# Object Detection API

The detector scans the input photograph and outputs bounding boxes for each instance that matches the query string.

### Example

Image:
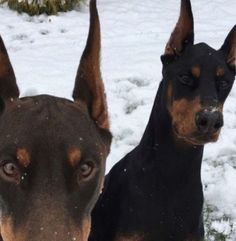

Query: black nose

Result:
[195,110,223,134]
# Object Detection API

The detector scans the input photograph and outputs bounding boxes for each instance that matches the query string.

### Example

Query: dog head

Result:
[0,0,111,240]
[161,0,235,145]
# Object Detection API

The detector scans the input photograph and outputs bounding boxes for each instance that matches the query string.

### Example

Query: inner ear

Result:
[164,0,194,57]
[72,0,110,131]
[220,25,236,72]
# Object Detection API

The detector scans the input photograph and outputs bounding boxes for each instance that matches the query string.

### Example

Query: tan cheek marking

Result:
[99,176,105,194]
[0,217,26,241]
[191,65,201,78]
[69,217,91,241]
[68,147,82,167]
[216,67,225,77]
[167,85,202,139]
[17,148,30,167]
[170,96,201,137]
[81,217,91,241]
[115,233,144,241]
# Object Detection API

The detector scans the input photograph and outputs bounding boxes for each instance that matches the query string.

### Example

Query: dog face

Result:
[161,0,235,145]
[0,1,111,240]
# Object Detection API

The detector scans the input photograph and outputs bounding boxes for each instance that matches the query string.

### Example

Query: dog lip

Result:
[172,126,201,145]
[173,126,219,145]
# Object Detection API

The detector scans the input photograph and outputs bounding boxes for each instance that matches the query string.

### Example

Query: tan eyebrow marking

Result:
[216,67,225,77]
[191,65,201,78]
[68,147,82,167]
[17,148,30,167]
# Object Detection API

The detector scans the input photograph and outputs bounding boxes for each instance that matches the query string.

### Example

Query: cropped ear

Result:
[73,0,109,130]
[163,0,194,57]
[0,36,19,100]
[220,25,236,72]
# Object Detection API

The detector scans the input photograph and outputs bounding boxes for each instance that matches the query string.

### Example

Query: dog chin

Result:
[174,128,220,146]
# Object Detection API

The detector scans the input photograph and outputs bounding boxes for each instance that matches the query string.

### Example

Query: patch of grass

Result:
[0,0,81,15]
[204,204,235,241]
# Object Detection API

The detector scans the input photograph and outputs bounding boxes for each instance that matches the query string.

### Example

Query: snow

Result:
[0,0,235,239]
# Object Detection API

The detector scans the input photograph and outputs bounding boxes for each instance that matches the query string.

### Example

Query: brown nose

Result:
[195,110,223,134]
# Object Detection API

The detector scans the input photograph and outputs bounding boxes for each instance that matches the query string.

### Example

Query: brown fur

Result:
[166,81,223,145]
[0,53,10,76]
[0,217,26,241]
[169,96,201,138]
[216,67,225,77]
[167,82,173,108]
[17,148,30,168]
[65,217,91,241]
[68,147,82,167]
[169,96,221,144]
[191,65,201,78]
[115,233,144,241]
[0,218,88,241]
[81,217,92,241]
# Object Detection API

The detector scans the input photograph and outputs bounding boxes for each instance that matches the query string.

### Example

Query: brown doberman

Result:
[0,0,111,240]
[89,0,235,241]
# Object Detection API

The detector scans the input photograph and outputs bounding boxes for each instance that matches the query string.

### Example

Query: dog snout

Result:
[195,109,223,134]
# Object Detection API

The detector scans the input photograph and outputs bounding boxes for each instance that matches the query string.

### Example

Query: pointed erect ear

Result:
[73,0,109,130]
[0,36,19,100]
[163,0,194,57]
[220,25,236,72]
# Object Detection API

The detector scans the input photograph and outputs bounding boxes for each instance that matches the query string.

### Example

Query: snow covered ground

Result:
[0,0,235,240]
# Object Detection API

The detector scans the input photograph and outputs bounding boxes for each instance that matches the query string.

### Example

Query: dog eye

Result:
[3,162,18,176]
[178,74,194,87]
[0,161,21,184]
[77,161,94,181]
[217,78,230,90]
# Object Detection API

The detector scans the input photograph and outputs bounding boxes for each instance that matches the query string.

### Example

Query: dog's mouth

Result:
[173,126,220,146]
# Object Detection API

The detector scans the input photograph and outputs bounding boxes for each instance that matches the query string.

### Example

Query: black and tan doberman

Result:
[89,0,236,240]
[0,0,111,240]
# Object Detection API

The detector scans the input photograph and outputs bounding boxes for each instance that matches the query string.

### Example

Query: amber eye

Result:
[0,161,21,183]
[78,161,94,181]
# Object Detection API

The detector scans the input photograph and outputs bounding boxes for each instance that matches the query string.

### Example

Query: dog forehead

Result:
[183,43,222,64]
[5,95,90,126]
[173,43,229,77]
[0,95,102,147]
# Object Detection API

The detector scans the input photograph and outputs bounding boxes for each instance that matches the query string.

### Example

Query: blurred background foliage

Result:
[0,0,82,15]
